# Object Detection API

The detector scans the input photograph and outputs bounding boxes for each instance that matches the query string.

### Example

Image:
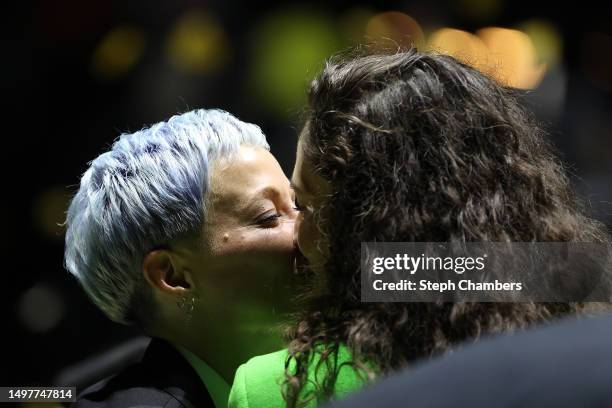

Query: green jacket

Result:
[228,345,368,408]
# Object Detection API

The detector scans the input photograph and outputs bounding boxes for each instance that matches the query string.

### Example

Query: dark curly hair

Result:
[283,49,611,407]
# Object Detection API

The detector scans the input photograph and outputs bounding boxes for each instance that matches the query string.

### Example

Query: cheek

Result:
[207,222,296,275]
[296,212,326,266]
[244,223,295,260]
[194,225,297,312]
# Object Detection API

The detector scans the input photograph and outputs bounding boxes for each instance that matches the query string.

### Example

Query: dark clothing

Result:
[327,314,612,408]
[73,338,214,408]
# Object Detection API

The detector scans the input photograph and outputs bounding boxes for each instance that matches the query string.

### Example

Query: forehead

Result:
[292,138,316,193]
[292,136,333,200]
[209,146,287,208]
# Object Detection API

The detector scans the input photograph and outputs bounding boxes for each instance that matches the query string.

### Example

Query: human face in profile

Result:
[291,133,332,275]
[188,146,298,319]
[158,145,299,357]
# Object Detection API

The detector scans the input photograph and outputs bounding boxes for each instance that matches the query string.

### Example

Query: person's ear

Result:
[142,249,194,295]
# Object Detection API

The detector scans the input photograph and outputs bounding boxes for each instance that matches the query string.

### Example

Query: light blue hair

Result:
[64,109,269,324]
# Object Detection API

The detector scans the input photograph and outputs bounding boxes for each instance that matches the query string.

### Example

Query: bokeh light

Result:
[518,19,563,68]
[18,284,66,333]
[477,27,547,89]
[365,11,425,50]
[249,8,342,117]
[427,26,547,89]
[427,28,491,73]
[166,10,230,75]
[91,25,145,80]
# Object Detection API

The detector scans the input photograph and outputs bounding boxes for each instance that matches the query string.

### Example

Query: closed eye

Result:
[255,212,281,227]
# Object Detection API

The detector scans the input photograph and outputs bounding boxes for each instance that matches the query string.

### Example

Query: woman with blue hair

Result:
[64,109,298,407]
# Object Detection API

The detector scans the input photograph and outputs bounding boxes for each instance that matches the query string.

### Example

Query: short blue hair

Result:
[64,109,269,324]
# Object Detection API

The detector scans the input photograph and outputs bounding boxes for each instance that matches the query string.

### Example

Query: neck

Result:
[173,319,285,383]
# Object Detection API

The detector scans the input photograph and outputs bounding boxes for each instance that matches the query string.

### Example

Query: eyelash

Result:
[257,213,281,226]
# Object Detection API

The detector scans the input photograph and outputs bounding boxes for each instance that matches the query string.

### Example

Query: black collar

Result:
[140,338,215,408]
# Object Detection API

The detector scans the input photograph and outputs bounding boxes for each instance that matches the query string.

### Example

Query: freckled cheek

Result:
[201,231,293,290]
[210,232,245,255]
[216,224,295,256]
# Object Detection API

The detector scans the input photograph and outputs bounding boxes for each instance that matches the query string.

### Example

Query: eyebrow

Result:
[227,185,280,214]
[254,185,281,201]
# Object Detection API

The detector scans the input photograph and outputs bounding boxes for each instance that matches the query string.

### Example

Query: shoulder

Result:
[72,338,213,408]
[228,346,368,408]
[228,349,288,408]
[72,365,186,408]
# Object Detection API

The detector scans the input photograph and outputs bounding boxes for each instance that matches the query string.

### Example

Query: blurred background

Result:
[5,0,612,400]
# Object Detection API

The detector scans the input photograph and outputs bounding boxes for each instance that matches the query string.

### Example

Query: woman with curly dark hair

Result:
[228,49,612,408]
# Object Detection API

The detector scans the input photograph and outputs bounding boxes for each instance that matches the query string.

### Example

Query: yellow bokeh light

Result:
[518,19,563,67]
[366,11,425,51]
[477,27,546,89]
[427,26,547,89]
[427,28,491,73]
[166,10,230,74]
[91,25,145,80]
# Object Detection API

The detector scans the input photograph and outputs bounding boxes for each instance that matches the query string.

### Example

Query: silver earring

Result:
[177,295,196,315]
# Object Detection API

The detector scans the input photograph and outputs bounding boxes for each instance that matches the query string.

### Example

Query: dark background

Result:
[5,0,612,397]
